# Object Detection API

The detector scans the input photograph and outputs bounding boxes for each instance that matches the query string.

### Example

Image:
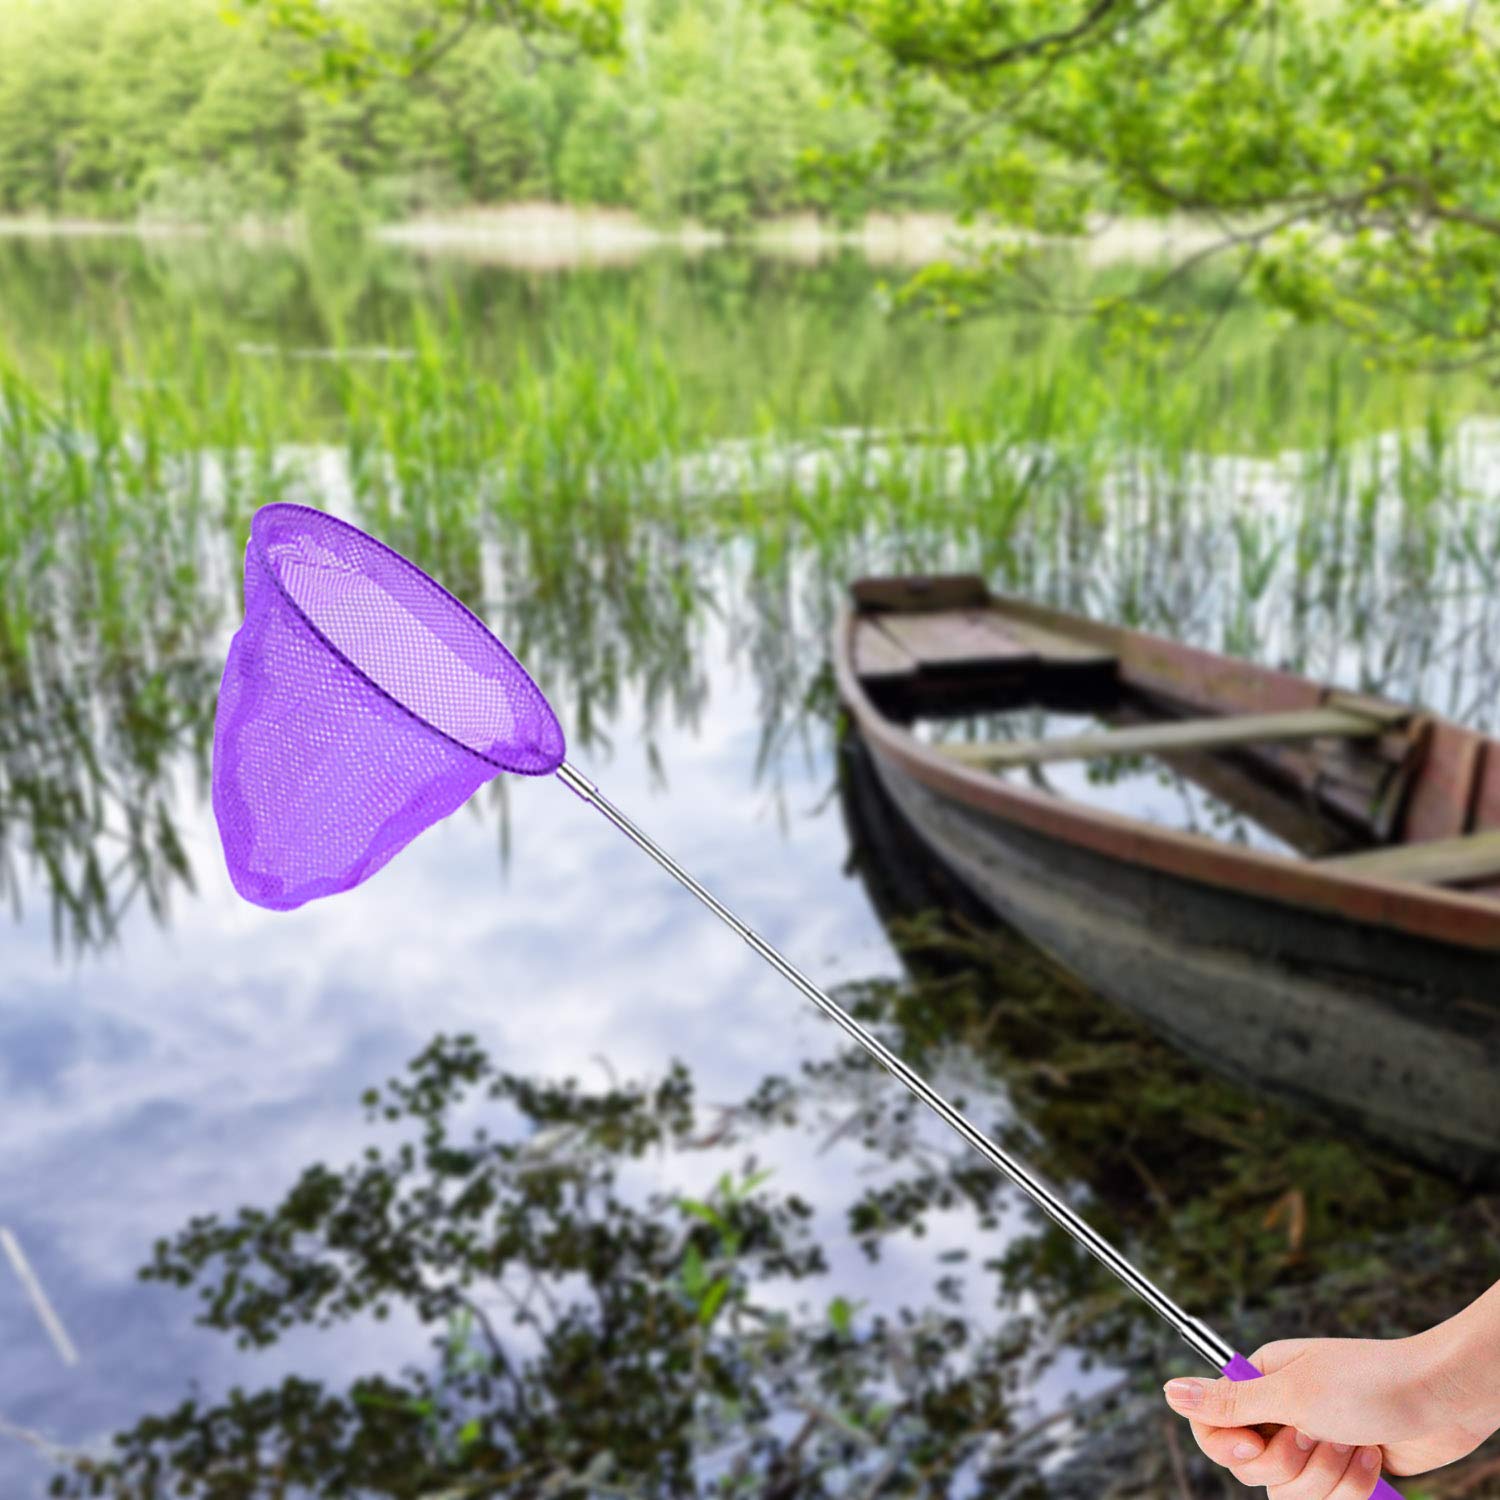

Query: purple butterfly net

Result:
[212,503,565,911]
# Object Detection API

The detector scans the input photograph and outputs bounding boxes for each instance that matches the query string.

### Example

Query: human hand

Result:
[1162,1330,1500,1496]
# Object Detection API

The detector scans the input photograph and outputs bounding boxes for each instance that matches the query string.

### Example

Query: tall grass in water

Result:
[0,333,311,677]
[1,300,1494,712]
[2,297,1497,947]
[325,307,1484,586]
[313,308,1500,755]
[0,330,322,947]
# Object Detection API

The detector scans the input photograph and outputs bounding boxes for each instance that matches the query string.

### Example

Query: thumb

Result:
[1163,1369,1298,1429]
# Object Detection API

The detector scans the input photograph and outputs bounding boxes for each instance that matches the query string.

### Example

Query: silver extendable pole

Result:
[555,761,1233,1370]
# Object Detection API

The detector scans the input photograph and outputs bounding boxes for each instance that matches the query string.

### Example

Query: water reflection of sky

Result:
[5,470,1500,1490]
[918,709,1299,855]
[1,609,1091,1493]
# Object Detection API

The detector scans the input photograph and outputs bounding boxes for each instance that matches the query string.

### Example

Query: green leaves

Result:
[676,1168,778,1325]
[229,0,623,89]
[826,1293,864,1334]
[696,1276,731,1325]
[809,0,1500,366]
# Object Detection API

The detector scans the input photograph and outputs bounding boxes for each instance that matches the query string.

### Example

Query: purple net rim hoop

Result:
[246,503,559,776]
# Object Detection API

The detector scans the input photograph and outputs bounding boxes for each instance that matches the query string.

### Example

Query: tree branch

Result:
[904,0,1131,74]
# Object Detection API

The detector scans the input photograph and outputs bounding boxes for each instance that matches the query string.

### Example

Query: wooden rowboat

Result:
[833,574,1500,1183]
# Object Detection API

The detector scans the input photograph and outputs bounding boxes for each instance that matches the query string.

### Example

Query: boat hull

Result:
[866,745,1500,1184]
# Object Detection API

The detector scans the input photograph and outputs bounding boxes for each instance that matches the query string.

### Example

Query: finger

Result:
[1188,1415,1266,1467]
[1327,1448,1384,1500]
[1164,1368,1293,1429]
[1268,1440,1357,1500]
[1188,1416,1293,1466]
[1224,1422,1316,1490]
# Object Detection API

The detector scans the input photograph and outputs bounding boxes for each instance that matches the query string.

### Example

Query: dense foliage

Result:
[5,0,1499,359]
[0,0,930,230]
[808,0,1500,365]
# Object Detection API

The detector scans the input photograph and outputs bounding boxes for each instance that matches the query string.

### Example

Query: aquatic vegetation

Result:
[0,660,214,952]
[0,339,303,671]
[4,250,1500,951]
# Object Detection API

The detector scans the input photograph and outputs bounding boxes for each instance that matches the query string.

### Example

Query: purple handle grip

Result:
[1223,1354,1405,1497]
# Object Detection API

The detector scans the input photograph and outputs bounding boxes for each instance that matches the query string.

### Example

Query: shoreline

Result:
[0,203,1225,270]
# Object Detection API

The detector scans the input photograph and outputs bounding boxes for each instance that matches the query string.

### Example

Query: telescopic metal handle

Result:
[555,760,1234,1371]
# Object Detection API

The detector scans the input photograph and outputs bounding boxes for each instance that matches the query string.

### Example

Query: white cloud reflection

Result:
[0,614,1096,1494]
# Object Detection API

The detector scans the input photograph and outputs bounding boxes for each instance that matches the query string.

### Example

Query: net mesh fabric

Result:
[212,504,565,910]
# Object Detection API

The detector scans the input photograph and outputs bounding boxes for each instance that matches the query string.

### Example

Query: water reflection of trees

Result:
[49,1034,1022,1498]
[48,843,1500,1497]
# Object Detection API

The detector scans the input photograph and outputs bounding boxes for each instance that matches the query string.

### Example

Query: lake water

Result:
[2,231,1499,1497]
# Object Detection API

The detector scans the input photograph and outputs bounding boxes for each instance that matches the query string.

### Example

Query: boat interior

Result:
[848,575,1500,900]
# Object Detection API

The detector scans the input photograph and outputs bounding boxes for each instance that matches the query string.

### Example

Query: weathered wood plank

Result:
[852,620,918,681]
[984,613,1117,668]
[1473,743,1500,832]
[938,706,1394,770]
[852,574,989,612]
[1325,689,1414,728]
[1313,717,1428,843]
[1321,829,1500,887]
[876,610,1039,672]
[1402,721,1486,844]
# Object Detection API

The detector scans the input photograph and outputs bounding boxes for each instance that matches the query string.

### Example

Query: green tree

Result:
[170,40,306,215]
[641,0,866,227]
[448,33,563,201]
[235,0,623,86]
[799,0,1500,366]
[0,0,913,228]
[0,0,99,212]
[556,81,640,204]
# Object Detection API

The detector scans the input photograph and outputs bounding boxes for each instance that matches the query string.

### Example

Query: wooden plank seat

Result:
[1318,829,1500,887]
[851,619,918,682]
[852,608,1116,683]
[938,705,1398,771]
[875,609,1039,674]
[987,614,1116,669]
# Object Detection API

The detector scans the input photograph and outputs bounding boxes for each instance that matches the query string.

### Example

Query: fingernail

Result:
[1294,1430,1315,1452]
[1333,1442,1352,1455]
[1163,1379,1204,1408]
[1232,1440,1261,1461]
[1361,1449,1381,1472]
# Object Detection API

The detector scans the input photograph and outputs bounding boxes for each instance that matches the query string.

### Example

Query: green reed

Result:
[3,277,1498,954]
[0,336,301,673]
[0,277,1493,692]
